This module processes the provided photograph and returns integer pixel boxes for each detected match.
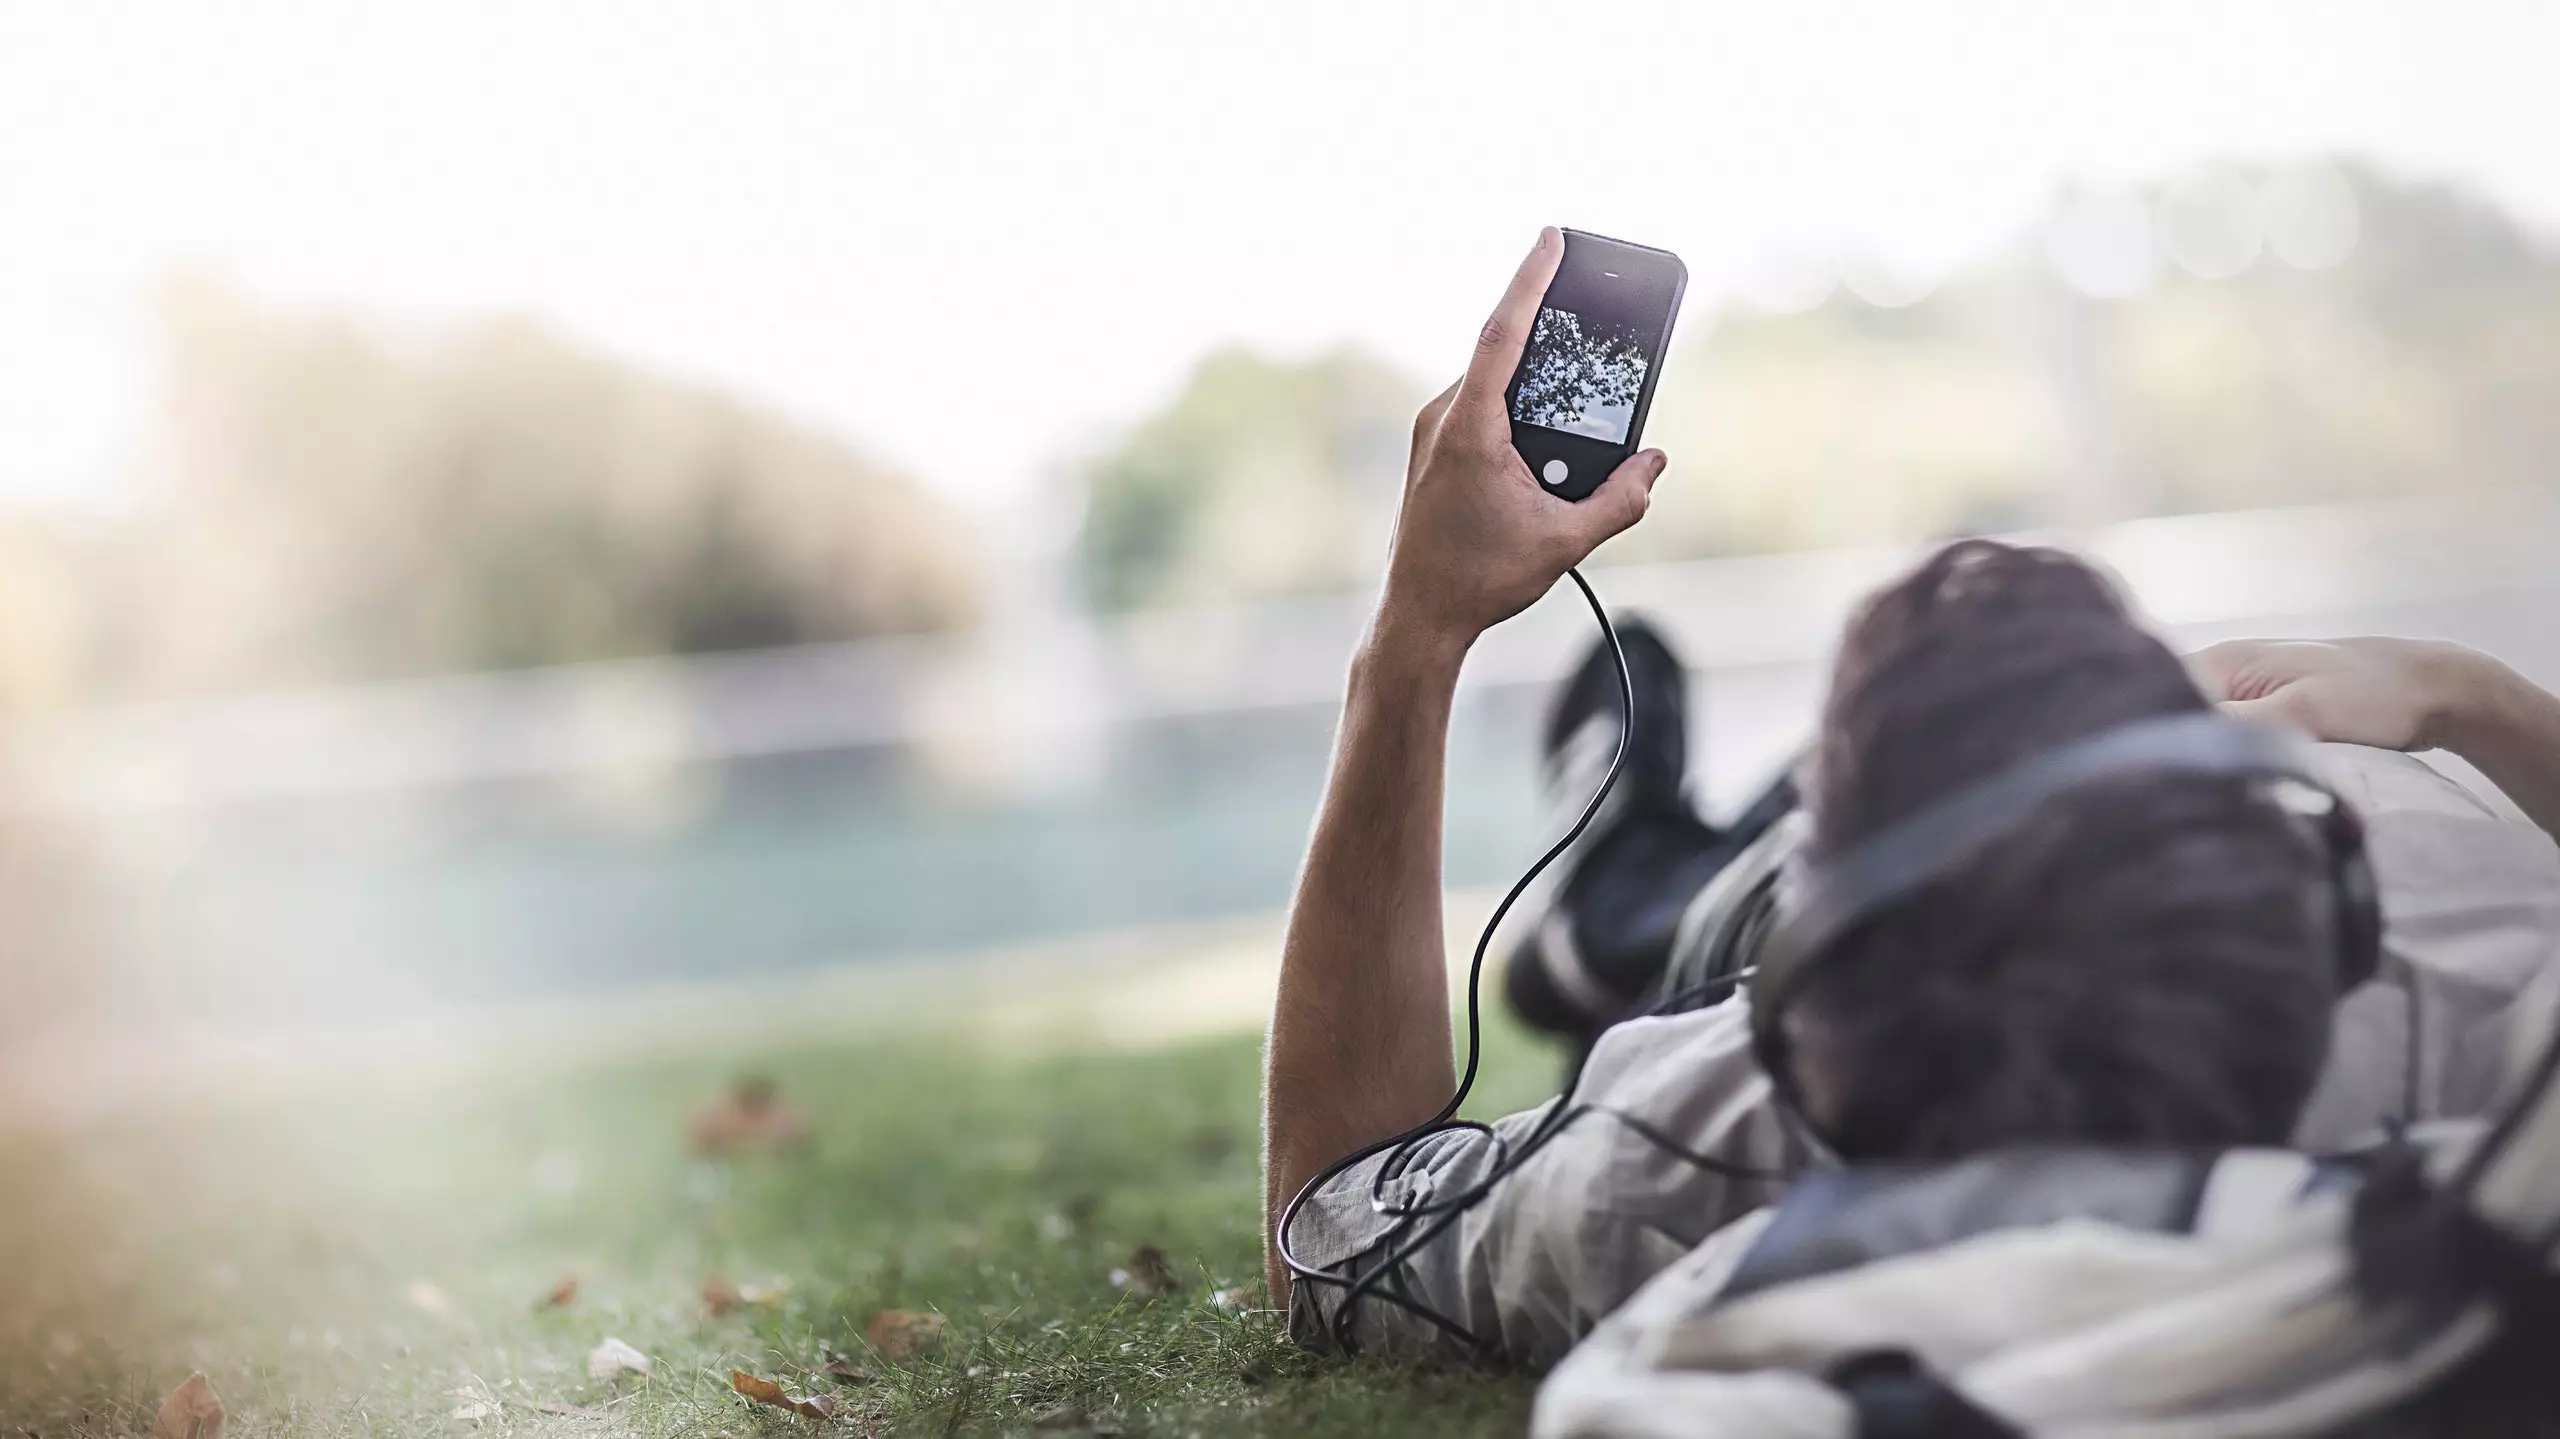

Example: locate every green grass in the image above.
[12,958,2556,1439]
[0,965,1562,1438]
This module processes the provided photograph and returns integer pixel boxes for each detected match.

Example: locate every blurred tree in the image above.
[1059,163,2560,602]
[1075,348,1418,610]
[114,279,981,694]
[1624,162,2560,561]
[2118,168,2560,517]
[1632,294,2053,559]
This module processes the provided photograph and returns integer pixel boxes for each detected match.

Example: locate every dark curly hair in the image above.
[1790,539,2340,1160]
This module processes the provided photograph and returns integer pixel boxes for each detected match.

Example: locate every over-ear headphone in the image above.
[1747,710,2382,1155]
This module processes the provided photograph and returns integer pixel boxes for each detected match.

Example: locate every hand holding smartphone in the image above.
[1374,229,1673,649]
[1502,230,1687,502]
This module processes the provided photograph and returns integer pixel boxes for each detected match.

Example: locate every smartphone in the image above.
[1504,229,1687,502]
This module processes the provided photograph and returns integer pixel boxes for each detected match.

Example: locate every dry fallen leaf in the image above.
[450,1400,499,1422]
[538,1275,579,1309]
[689,1075,812,1155]
[154,1372,226,1439]
[704,1274,789,1316]
[730,1370,835,1421]
[819,1353,874,1386]
[1108,1245,1179,1298]
[703,1273,742,1317]
[863,1309,945,1360]
[587,1336,652,1379]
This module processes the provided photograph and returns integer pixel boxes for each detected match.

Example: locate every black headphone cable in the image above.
[1274,567,1788,1356]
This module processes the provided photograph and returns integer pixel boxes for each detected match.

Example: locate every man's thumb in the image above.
[1573,450,1664,548]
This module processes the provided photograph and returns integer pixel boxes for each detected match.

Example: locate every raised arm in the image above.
[2189,637,2560,841]
[1261,228,1664,1305]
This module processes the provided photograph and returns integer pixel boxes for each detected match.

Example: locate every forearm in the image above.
[1254,226,1663,1304]
[2433,647,2560,842]
[1262,615,1469,1300]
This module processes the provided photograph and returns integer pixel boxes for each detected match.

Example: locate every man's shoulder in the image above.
[1592,994,1757,1043]
[2314,742,2560,918]
[1576,995,1760,1090]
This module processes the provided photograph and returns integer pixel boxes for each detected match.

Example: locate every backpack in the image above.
[1534,1011,2560,1438]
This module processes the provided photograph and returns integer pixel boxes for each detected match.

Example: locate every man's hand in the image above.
[2190,635,2560,842]
[2187,637,2483,752]
[1379,228,1665,657]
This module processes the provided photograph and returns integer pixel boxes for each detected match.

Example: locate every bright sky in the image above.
[2,0,2556,513]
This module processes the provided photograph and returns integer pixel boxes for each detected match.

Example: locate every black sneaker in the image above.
[1499,617,1734,1047]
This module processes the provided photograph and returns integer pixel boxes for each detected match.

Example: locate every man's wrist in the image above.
[1360,600,1475,688]
[2420,641,2523,755]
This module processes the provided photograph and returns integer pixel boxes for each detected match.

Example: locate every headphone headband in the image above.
[1751,710,2376,1155]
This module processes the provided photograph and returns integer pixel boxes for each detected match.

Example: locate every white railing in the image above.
[13,488,2559,813]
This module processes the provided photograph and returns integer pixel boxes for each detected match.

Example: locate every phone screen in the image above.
[1504,232,1685,500]
[1511,305,1653,442]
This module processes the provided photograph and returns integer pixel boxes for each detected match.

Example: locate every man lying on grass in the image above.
[1261,228,2560,1365]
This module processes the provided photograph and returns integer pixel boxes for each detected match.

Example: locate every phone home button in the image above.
[1541,459,1570,487]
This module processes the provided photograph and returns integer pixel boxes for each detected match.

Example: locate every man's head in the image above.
[1786,539,2342,1160]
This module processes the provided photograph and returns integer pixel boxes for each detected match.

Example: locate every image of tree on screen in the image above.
[1510,307,1650,442]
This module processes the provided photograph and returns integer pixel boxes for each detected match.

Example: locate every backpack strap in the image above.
[1722,1147,2214,1304]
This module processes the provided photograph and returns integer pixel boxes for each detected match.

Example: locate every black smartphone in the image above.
[1504,229,1687,501]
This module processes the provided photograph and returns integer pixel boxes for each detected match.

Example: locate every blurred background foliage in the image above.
[1085,165,2560,602]
[1075,348,1417,612]
[1080,166,2560,602]
[0,163,2547,710]
[53,278,983,704]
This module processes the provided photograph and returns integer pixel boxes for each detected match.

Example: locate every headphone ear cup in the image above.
[1747,893,1798,1106]
[2325,806,2384,991]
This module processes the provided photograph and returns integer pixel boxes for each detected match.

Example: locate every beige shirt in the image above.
[1285,745,2560,1365]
